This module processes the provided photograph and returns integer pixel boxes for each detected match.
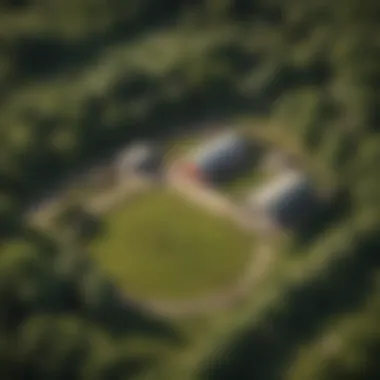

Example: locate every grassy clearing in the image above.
[90,189,252,300]
[220,166,273,201]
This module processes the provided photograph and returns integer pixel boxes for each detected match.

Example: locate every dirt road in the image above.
[86,175,152,214]
[165,162,272,233]
[119,242,274,318]
[25,174,152,228]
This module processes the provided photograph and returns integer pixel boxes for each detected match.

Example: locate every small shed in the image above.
[185,132,260,184]
[246,170,319,229]
[116,142,162,178]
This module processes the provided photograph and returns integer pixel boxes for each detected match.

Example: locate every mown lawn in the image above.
[90,189,252,300]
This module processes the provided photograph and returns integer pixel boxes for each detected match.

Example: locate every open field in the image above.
[90,189,253,300]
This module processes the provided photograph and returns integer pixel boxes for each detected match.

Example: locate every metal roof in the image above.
[190,132,250,174]
[248,170,311,208]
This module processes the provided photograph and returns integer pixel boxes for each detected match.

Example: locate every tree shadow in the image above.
[325,339,380,380]
[82,277,182,345]
[199,230,380,380]
[101,357,154,380]
[294,187,352,248]
[9,1,183,83]
[9,316,155,380]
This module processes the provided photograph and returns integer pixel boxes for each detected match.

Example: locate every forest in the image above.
[1,0,380,379]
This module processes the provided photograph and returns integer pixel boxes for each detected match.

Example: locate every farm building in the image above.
[116,142,163,178]
[246,170,319,230]
[182,132,261,184]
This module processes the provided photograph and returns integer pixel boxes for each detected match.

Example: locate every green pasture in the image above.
[90,189,252,300]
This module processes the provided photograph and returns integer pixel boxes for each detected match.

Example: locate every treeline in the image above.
[0,227,182,379]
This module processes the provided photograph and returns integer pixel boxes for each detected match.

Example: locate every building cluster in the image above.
[118,131,320,231]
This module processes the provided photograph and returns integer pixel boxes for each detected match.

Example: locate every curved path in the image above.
[119,241,274,318]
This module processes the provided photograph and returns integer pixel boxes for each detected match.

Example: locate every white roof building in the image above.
[246,170,318,229]
[116,142,162,177]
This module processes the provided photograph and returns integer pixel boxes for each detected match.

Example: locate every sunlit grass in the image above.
[90,189,252,300]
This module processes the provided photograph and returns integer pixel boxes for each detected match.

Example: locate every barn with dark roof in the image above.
[246,170,319,230]
[182,132,260,184]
